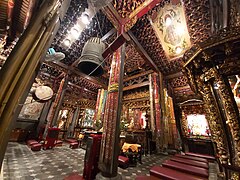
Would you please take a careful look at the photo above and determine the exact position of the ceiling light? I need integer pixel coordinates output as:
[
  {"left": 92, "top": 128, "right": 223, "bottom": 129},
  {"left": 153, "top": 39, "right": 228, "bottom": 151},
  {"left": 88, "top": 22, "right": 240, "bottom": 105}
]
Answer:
[
  {"left": 81, "top": 13, "right": 90, "bottom": 25},
  {"left": 175, "top": 46, "right": 182, "bottom": 54},
  {"left": 165, "top": 17, "right": 172, "bottom": 26},
  {"left": 63, "top": 39, "right": 71, "bottom": 47},
  {"left": 71, "top": 27, "right": 80, "bottom": 39},
  {"left": 175, "top": 25, "right": 185, "bottom": 35}
]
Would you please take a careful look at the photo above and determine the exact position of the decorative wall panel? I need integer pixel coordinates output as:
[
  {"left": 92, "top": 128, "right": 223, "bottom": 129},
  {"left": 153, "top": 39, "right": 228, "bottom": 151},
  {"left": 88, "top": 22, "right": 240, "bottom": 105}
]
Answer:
[{"left": 150, "top": 0, "right": 191, "bottom": 59}]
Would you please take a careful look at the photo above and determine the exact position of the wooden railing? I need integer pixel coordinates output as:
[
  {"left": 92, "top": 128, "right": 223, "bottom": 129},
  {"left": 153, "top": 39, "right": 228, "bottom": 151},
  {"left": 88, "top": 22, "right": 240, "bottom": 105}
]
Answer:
[{"left": 222, "top": 164, "right": 240, "bottom": 180}]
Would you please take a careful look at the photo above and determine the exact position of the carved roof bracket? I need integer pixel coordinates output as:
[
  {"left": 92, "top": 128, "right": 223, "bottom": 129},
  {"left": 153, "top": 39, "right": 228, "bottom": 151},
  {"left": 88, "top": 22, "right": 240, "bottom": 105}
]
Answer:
[{"left": 183, "top": 26, "right": 240, "bottom": 93}]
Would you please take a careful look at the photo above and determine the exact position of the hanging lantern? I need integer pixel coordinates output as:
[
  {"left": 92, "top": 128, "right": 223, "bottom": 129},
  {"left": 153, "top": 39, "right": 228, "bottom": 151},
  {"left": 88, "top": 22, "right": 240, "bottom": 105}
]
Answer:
[{"left": 78, "top": 37, "right": 105, "bottom": 76}]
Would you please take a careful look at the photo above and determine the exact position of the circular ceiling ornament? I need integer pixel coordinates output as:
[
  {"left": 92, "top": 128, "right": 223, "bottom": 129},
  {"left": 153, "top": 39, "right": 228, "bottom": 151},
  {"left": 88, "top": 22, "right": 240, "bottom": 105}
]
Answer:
[{"left": 34, "top": 86, "right": 54, "bottom": 102}]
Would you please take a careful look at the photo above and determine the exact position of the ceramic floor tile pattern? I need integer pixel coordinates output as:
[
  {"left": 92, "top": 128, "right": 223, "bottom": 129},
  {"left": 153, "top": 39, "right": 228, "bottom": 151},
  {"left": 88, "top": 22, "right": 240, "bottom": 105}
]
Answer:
[
  {"left": 2, "top": 142, "right": 168, "bottom": 180},
  {"left": 3, "top": 142, "right": 84, "bottom": 180},
  {"left": 2, "top": 142, "right": 219, "bottom": 180}
]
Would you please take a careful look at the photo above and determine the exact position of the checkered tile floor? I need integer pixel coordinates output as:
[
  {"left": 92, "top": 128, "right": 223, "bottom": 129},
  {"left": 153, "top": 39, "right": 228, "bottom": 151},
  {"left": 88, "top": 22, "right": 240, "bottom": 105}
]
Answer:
[
  {"left": 3, "top": 142, "right": 85, "bottom": 179},
  {"left": 2, "top": 142, "right": 169, "bottom": 180},
  {"left": 3, "top": 142, "right": 220, "bottom": 179}
]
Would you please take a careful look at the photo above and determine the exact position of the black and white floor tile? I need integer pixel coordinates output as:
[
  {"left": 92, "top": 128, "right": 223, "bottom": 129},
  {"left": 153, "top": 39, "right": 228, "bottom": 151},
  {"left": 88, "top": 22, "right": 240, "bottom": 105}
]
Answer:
[{"left": 2, "top": 142, "right": 219, "bottom": 180}]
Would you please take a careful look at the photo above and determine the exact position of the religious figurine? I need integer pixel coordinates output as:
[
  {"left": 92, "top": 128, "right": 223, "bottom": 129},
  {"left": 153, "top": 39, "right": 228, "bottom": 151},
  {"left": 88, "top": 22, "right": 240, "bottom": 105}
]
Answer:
[
  {"left": 145, "top": 112, "right": 149, "bottom": 130},
  {"left": 128, "top": 117, "right": 134, "bottom": 130},
  {"left": 58, "top": 117, "right": 66, "bottom": 129}
]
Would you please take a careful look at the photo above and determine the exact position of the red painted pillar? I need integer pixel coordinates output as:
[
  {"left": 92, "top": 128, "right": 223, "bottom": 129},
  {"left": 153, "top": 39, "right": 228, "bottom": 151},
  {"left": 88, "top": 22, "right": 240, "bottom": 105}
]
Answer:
[
  {"left": 43, "top": 74, "right": 68, "bottom": 139},
  {"left": 51, "top": 74, "right": 68, "bottom": 127},
  {"left": 133, "top": 109, "right": 141, "bottom": 130},
  {"left": 100, "top": 90, "right": 108, "bottom": 122},
  {"left": 152, "top": 73, "right": 162, "bottom": 152},
  {"left": 98, "top": 43, "right": 125, "bottom": 178},
  {"left": 94, "top": 89, "right": 102, "bottom": 122}
]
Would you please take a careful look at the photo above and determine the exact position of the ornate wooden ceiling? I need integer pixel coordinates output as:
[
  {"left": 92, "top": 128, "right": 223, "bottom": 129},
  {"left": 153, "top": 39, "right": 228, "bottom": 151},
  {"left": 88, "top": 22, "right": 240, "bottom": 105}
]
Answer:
[
  {"left": 0, "top": 0, "right": 37, "bottom": 41},
  {"left": 51, "top": 10, "right": 113, "bottom": 66},
  {"left": 124, "top": 43, "right": 149, "bottom": 74},
  {"left": 113, "top": 0, "right": 145, "bottom": 18},
  {"left": 109, "top": 0, "right": 212, "bottom": 102},
  {"left": 0, "top": 0, "right": 228, "bottom": 105},
  {"left": 103, "top": 42, "right": 150, "bottom": 77},
  {"left": 41, "top": 0, "right": 153, "bottom": 104},
  {"left": 0, "top": 0, "right": 37, "bottom": 68},
  {"left": 131, "top": 0, "right": 211, "bottom": 74}
]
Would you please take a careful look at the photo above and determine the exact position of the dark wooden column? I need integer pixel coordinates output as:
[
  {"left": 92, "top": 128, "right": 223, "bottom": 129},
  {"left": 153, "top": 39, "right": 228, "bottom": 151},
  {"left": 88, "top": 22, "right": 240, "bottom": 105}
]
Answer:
[
  {"left": 149, "top": 73, "right": 156, "bottom": 132},
  {"left": 152, "top": 73, "right": 162, "bottom": 152},
  {"left": 37, "top": 99, "right": 53, "bottom": 136},
  {"left": 0, "top": 0, "right": 67, "bottom": 170},
  {"left": 67, "top": 107, "right": 80, "bottom": 137},
  {"left": 97, "top": 41, "right": 125, "bottom": 179},
  {"left": 158, "top": 72, "right": 165, "bottom": 151}
]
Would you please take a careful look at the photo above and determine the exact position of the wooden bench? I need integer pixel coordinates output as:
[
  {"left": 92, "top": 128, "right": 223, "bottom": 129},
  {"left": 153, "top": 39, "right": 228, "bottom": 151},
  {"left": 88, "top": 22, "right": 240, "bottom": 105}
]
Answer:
[
  {"left": 175, "top": 154, "right": 208, "bottom": 163},
  {"left": 31, "top": 143, "right": 42, "bottom": 151},
  {"left": 185, "top": 152, "right": 215, "bottom": 162},
  {"left": 118, "top": 156, "right": 129, "bottom": 169},
  {"left": 55, "top": 140, "right": 63, "bottom": 146},
  {"left": 69, "top": 142, "right": 79, "bottom": 149},
  {"left": 65, "top": 138, "right": 77, "bottom": 144},
  {"left": 162, "top": 160, "right": 208, "bottom": 178},
  {"left": 27, "top": 139, "right": 38, "bottom": 147},
  {"left": 170, "top": 156, "right": 209, "bottom": 169},
  {"left": 150, "top": 166, "right": 207, "bottom": 180}
]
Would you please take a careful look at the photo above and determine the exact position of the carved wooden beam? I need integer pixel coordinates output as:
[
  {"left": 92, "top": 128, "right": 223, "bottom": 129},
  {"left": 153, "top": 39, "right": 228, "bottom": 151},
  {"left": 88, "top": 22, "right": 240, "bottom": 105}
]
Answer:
[
  {"left": 64, "top": 92, "right": 82, "bottom": 100},
  {"left": 68, "top": 81, "right": 97, "bottom": 95},
  {"left": 102, "top": 31, "right": 130, "bottom": 59},
  {"left": 123, "top": 70, "right": 153, "bottom": 82},
  {"left": 46, "top": 61, "right": 107, "bottom": 89},
  {"left": 121, "top": 0, "right": 162, "bottom": 26},
  {"left": 123, "top": 97, "right": 149, "bottom": 103},
  {"left": 173, "top": 85, "right": 191, "bottom": 91},
  {"left": 128, "top": 30, "right": 160, "bottom": 72},
  {"left": 39, "top": 72, "right": 55, "bottom": 79},
  {"left": 56, "top": 72, "right": 65, "bottom": 79},
  {"left": 101, "top": 28, "right": 117, "bottom": 42},
  {"left": 103, "top": 4, "right": 123, "bottom": 29},
  {"left": 123, "top": 81, "right": 149, "bottom": 91},
  {"left": 103, "top": 0, "right": 162, "bottom": 30},
  {"left": 165, "top": 72, "right": 183, "bottom": 80}
]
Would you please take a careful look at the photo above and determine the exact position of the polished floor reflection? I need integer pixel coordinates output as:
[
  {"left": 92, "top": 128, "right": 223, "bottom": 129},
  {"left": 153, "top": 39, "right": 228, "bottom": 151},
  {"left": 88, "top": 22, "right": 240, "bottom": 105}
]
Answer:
[{"left": 2, "top": 142, "right": 219, "bottom": 179}]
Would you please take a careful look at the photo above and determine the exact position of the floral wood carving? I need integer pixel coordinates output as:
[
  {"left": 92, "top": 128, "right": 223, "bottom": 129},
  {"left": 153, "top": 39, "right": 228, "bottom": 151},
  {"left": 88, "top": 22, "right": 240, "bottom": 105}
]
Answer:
[{"left": 113, "top": 0, "right": 146, "bottom": 18}]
